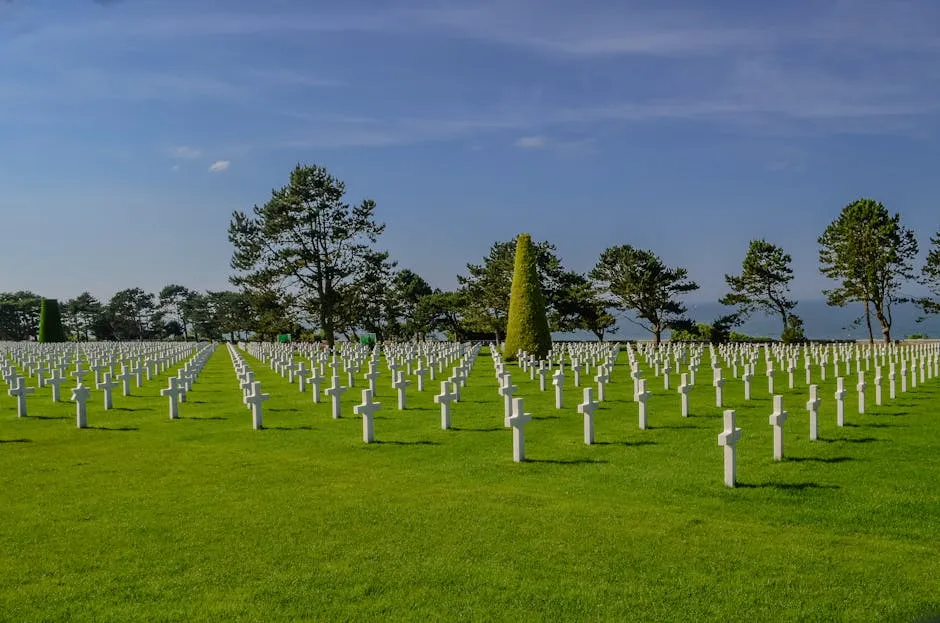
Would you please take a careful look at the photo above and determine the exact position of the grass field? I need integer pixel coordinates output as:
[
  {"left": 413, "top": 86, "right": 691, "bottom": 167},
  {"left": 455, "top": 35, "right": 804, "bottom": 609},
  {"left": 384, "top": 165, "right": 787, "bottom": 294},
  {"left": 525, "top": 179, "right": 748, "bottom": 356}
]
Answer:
[{"left": 1, "top": 344, "right": 939, "bottom": 621}]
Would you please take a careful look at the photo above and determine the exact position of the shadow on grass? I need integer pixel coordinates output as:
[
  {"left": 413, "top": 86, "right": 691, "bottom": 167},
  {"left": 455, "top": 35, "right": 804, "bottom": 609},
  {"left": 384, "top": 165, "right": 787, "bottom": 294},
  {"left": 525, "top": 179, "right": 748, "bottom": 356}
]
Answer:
[
  {"left": 786, "top": 456, "right": 854, "bottom": 464},
  {"left": 737, "top": 482, "right": 840, "bottom": 491},
  {"left": 651, "top": 424, "right": 708, "bottom": 430},
  {"left": 819, "top": 437, "right": 880, "bottom": 444},
  {"left": 29, "top": 415, "right": 70, "bottom": 420},
  {"left": 89, "top": 426, "right": 139, "bottom": 432},
  {"left": 265, "top": 425, "right": 314, "bottom": 431},
  {"left": 532, "top": 415, "right": 560, "bottom": 421},
  {"left": 594, "top": 440, "right": 657, "bottom": 447},
  {"left": 450, "top": 426, "right": 503, "bottom": 433},
  {"left": 526, "top": 458, "right": 609, "bottom": 465},
  {"left": 373, "top": 440, "right": 440, "bottom": 446},
  {"left": 0, "top": 438, "right": 31, "bottom": 443},
  {"left": 184, "top": 416, "right": 229, "bottom": 421},
  {"left": 866, "top": 422, "right": 907, "bottom": 428}
]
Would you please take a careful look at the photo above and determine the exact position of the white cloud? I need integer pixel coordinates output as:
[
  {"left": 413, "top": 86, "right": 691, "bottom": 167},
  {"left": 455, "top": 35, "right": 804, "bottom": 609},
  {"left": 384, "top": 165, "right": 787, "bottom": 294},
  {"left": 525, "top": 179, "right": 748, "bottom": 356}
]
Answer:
[
  {"left": 208, "top": 160, "right": 230, "bottom": 172},
  {"left": 172, "top": 145, "right": 200, "bottom": 159},
  {"left": 515, "top": 135, "right": 549, "bottom": 148},
  {"left": 170, "top": 164, "right": 180, "bottom": 171}
]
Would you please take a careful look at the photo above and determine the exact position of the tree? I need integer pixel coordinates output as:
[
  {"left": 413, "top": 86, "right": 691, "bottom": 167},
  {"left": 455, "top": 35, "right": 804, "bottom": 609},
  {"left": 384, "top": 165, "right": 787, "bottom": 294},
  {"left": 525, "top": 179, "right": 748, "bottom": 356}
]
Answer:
[
  {"left": 391, "top": 269, "right": 434, "bottom": 339},
  {"left": 64, "top": 292, "right": 102, "bottom": 341},
  {"left": 159, "top": 284, "right": 194, "bottom": 339},
  {"left": 417, "top": 290, "right": 467, "bottom": 341},
  {"left": 720, "top": 239, "right": 797, "bottom": 336},
  {"left": 228, "top": 163, "right": 385, "bottom": 348},
  {"left": 553, "top": 271, "right": 617, "bottom": 340},
  {"left": 38, "top": 298, "right": 67, "bottom": 342},
  {"left": 818, "top": 198, "right": 917, "bottom": 344},
  {"left": 0, "top": 291, "right": 42, "bottom": 340},
  {"left": 108, "top": 288, "right": 156, "bottom": 340},
  {"left": 457, "top": 237, "right": 565, "bottom": 341},
  {"left": 916, "top": 231, "right": 940, "bottom": 316},
  {"left": 590, "top": 245, "right": 699, "bottom": 346},
  {"left": 503, "top": 234, "right": 553, "bottom": 360}
]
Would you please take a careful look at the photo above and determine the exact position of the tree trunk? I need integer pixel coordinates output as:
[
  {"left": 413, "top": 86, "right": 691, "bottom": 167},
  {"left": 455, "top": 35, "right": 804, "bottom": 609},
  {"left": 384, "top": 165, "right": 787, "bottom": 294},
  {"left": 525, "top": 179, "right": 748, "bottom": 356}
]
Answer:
[
  {"left": 653, "top": 326, "right": 662, "bottom": 347},
  {"left": 864, "top": 301, "right": 874, "bottom": 345},
  {"left": 873, "top": 306, "right": 891, "bottom": 344}
]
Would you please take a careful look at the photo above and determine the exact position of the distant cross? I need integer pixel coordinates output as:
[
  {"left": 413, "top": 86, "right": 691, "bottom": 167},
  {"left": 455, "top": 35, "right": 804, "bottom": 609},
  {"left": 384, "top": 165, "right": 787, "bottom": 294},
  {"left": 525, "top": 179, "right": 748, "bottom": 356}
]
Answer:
[
  {"left": 324, "top": 376, "right": 347, "bottom": 419},
  {"left": 393, "top": 371, "right": 411, "bottom": 410},
  {"left": 636, "top": 378, "right": 652, "bottom": 431},
  {"left": 8, "top": 376, "right": 35, "bottom": 418},
  {"left": 806, "top": 384, "right": 821, "bottom": 441},
  {"left": 97, "top": 373, "right": 119, "bottom": 410}
]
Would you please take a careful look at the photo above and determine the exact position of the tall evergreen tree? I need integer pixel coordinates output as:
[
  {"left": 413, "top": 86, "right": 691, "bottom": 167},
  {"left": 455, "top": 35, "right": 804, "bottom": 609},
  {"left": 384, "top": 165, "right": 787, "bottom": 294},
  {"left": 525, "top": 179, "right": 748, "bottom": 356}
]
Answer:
[
  {"left": 38, "top": 298, "right": 67, "bottom": 342},
  {"left": 503, "top": 233, "right": 552, "bottom": 360}
]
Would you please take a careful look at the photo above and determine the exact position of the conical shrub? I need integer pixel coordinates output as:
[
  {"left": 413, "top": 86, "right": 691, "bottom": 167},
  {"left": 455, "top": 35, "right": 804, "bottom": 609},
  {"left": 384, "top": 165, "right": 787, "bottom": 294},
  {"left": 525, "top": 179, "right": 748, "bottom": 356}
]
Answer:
[
  {"left": 503, "top": 233, "right": 552, "bottom": 361},
  {"left": 38, "top": 298, "right": 67, "bottom": 343}
]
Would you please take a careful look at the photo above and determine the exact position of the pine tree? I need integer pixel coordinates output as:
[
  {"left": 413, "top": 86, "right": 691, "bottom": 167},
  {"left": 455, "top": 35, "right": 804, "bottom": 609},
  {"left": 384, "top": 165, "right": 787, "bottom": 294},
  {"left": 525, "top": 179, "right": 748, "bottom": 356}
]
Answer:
[
  {"left": 503, "top": 233, "right": 552, "bottom": 360},
  {"left": 38, "top": 298, "right": 67, "bottom": 343}
]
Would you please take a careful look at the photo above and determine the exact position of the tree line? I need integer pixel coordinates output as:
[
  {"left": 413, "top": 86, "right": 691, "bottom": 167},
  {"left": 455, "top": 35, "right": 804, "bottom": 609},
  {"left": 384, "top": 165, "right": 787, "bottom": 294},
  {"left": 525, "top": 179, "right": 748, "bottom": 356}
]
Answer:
[
  {"left": 228, "top": 164, "right": 940, "bottom": 346},
  {"left": 0, "top": 287, "right": 250, "bottom": 342},
  {"left": 5, "top": 165, "right": 936, "bottom": 345}
]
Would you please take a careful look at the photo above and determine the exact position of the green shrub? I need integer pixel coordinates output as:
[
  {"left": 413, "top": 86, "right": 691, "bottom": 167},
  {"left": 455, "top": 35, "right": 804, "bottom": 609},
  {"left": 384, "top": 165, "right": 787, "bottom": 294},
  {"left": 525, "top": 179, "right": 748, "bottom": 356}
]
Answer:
[
  {"left": 503, "top": 233, "right": 552, "bottom": 360},
  {"left": 37, "top": 299, "right": 67, "bottom": 343}
]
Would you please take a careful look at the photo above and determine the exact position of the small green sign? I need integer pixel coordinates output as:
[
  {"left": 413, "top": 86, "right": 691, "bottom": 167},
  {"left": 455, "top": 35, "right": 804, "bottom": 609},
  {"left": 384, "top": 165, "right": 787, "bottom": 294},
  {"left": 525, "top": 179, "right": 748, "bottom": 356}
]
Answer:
[{"left": 277, "top": 334, "right": 291, "bottom": 343}]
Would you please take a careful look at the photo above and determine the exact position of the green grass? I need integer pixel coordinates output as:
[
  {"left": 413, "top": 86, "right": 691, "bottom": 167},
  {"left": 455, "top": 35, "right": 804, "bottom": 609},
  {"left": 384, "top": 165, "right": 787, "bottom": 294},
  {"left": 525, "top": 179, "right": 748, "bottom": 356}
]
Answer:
[{"left": 1, "top": 345, "right": 939, "bottom": 622}]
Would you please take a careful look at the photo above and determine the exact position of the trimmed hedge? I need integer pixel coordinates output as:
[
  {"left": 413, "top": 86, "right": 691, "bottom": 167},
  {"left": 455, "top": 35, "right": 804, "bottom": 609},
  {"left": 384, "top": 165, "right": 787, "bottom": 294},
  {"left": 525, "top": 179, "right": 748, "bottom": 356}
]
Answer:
[
  {"left": 503, "top": 233, "right": 552, "bottom": 361},
  {"left": 38, "top": 298, "right": 67, "bottom": 343}
]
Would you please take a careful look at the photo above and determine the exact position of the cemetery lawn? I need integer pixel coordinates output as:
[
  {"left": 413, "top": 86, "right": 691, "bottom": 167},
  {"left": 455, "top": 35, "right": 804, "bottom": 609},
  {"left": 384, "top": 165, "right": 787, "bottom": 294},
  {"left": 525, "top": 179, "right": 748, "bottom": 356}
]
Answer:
[{"left": 2, "top": 347, "right": 940, "bottom": 622}]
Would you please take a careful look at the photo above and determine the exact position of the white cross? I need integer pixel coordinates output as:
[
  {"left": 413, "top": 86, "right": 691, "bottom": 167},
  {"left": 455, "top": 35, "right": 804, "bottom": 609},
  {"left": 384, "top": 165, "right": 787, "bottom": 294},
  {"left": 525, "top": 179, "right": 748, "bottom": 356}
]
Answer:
[
  {"left": 499, "top": 375, "right": 518, "bottom": 427},
  {"left": 160, "top": 377, "right": 184, "bottom": 420},
  {"left": 636, "top": 378, "right": 651, "bottom": 430},
  {"left": 856, "top": 371, "right": 867, "bottom": 414},
  {"left": 97, "top": 373, "right": 119, "bottom": 410},
  {"left": 834, "top": 377, "right": 846, "bottom": 427},
  {"left": 508, "top": 397, "right": 532, "bottom": 462},
  {"left": 393, "top": 371, "right": 411, "bottom": 410},
  {"left": 71, "top": 383, "right": 92, "bottom": 429},
  {"left": 717, "top": 409, "right": 742, "bottom": 487},
  {"left": 309, "top": 368, "right": 325, "bottom": 403},
  {"left": 245, "top": 381, "right": 270, "bottom": 430},
  {"left": 414, "top": 361, "right": 428, "bottom": 392},
  {"left": 678, "top": 373, "right": 692, "bottom": 418},
  {"left": 434, "top": 381, "right": 458, "bottom": 430},
  {"left": 295, "top": 361, "right": 310, "bottom": 392},
  {"left": 577, "top": 387, "right": 600, "bottom": 445},
  {"left": 768, "top": 395, "right": 788, "bottom": 461},
  {"left": 594, "top": 366, "right": 609, "bottom": 402},
  {"left": 47, "top": 370, "right": 68, "bottom": 402},
  {"left": 353, "top": 389, "right": 381, "bottom": 443},
  {"left": 551, "top": 369, "right": 564, "bottom": 409},
  {"left": 324, "top": 376, "right": 347, "bottom": 419},
  {"left": 806, "top": 384, "right": 821, "bottom": 441},
  {"left": 8, "top": 376, "right": 35, "bottom": 418}
]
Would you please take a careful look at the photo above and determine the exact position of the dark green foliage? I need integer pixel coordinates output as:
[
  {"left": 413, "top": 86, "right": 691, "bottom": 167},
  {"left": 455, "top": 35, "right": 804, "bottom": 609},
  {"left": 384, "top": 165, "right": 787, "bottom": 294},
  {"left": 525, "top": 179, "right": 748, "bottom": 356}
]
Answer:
[
  {"left": 916, "top": 231, "right": 940, "bottom": 315},
  {"left": 553, "top": 271, "right": 617, "bottom": 340},
  {"left": 818, "top": 198, "right": 917, "bottom": 344},
  {"left": 37, "top": 298, "right": 67, "bottom": 343},
  {"left": 0, "top": 291, "right": 42, "bottom": 340},
  {"left": 457, "top": 238, "right": 565, "bottom": 341},
  {"left": 781, "top": 314, "right": 806, "bottom": 344},
  {"left": 503, "top": 233, "right": 552, "bottom": 360},
  {"left": 721, "top": 239, "right": 797, "bottom": 337},
  {"left": 228, "top": 163, "right": 386, "bottom": 348},
  {"left": 590, "top": 245, "right": 698, "bottom": 346}
]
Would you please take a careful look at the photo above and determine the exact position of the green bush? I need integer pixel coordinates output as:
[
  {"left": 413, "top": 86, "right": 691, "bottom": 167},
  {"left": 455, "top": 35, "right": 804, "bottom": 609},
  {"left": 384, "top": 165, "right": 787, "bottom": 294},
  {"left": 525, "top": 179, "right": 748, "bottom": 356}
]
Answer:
[
  {"left": 37, "top": 299, "right": 67, "bottom": 343},
  {"left": 503, "top": 233, "right": 552, "bottom": 361}
]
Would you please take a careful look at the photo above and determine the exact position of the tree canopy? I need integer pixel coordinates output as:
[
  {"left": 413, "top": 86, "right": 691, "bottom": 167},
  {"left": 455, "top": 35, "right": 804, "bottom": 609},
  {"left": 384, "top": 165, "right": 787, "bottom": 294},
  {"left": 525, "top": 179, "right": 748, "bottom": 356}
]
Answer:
[{"left": 818, "top": 198, "right": 917, "bottom": 344}]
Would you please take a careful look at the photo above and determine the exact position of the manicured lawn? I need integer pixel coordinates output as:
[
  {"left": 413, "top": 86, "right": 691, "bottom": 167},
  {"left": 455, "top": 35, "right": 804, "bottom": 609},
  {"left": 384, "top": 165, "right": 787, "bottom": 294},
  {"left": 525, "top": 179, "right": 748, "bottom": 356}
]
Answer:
[{"left": 1, "top": 345, "right": 939, "bottom": 621}]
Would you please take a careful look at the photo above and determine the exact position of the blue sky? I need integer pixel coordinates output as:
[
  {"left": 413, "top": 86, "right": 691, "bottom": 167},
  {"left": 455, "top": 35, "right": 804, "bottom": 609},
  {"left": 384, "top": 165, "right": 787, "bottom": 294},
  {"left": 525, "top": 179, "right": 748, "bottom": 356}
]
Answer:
[{"left": 1, "top": 0, "right": 939, "bottom": 314}]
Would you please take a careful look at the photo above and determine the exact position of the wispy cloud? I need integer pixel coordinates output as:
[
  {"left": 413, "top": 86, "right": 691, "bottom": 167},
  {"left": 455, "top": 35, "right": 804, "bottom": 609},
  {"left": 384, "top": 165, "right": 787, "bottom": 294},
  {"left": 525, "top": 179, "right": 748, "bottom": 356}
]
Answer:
[
  {"left": 208, "top": 160, "right": 230, "bottom": 172},
  {"left": 171, "top": 146, "right": 201, "bottom": 159},
  {"left": 515, "top": 136, "right": 549, "bottom": 149}
]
